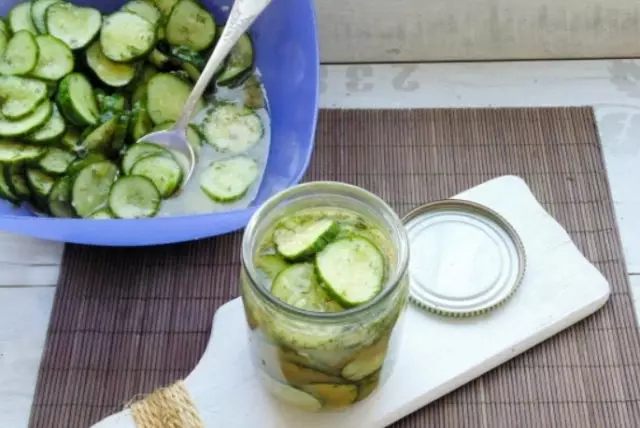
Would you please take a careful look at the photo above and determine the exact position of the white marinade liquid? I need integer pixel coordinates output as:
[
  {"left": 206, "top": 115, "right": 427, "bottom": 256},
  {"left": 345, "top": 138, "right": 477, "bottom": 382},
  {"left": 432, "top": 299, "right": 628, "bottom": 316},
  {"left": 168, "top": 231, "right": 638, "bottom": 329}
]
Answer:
[{"left": 158, "top": 73, "right": 271, "bottom": 217}]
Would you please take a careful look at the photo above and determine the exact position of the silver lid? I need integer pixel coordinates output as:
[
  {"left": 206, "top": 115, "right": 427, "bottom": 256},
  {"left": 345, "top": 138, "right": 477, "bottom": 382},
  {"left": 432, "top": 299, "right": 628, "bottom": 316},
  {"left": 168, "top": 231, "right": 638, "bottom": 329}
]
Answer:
[{"left": 403, "top": 199, "right": 526, "bottom": 317}]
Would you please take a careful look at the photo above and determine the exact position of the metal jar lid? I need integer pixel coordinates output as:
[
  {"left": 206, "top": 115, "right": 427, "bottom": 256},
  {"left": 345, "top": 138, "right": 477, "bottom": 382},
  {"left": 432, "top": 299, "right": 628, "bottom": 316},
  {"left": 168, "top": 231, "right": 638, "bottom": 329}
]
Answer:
[{"left": 402, "top": 199, "right": 526, "bottom": 317}]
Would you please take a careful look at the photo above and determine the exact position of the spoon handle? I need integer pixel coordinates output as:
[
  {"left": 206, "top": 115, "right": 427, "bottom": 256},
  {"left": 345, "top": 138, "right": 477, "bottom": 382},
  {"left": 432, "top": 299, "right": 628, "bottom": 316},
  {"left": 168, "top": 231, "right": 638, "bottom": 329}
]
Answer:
[{"left": 176, "top": 0, "right": 273, "bottom": 130}]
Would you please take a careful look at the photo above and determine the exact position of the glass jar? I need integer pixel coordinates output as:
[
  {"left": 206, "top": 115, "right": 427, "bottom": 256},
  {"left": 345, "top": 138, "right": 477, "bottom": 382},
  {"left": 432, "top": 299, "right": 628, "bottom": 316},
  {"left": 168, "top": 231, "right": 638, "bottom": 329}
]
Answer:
[{"left": 240, "top": 181, "right": 410, "bottom": 412}]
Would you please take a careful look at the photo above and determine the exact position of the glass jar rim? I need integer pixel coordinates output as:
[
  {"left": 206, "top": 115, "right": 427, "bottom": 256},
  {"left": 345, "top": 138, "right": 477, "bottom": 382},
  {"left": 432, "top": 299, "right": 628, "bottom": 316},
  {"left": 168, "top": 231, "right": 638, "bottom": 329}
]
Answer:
[{"left": 241, "top": 181, "right": 410, "bottom": 321}]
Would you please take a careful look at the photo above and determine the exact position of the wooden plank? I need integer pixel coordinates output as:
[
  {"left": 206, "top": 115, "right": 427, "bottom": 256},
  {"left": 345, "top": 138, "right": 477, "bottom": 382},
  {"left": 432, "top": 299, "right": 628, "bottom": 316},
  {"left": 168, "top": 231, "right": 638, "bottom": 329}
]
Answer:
[{"left": 315, "top": 0, "right": 640, "bottom": 63}]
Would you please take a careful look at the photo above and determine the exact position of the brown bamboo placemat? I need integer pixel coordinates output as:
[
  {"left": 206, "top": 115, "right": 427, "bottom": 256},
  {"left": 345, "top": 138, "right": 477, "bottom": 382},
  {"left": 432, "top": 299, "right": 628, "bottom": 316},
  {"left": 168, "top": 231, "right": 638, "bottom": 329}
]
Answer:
[{"left": 29, "top": 107, "right": 640, "bottom": 428}]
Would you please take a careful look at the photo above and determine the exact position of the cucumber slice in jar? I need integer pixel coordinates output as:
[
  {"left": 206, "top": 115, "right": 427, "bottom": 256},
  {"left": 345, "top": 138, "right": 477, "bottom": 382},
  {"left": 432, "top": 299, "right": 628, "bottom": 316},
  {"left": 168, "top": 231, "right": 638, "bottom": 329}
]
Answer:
[
  {"left": 340, "top": 338, "right": 389, "bottom": 382},
  {"left": 3, "top": 164, "right": 30, "bottom": 200},
  {"left": 48, "top": 175, "right": 75, "bottom": 218},
  {"left": 122, "top": 0, "right": 162, "bottom": 27},
  {"left": 71, "top": 160, "right": 119, "bottom": 218},
  {"left": 279, "top": 361, "right": 344, "bottom": 387},
  {"left": 200, "top": 103, "right": 263, "bottom": 153},
  {"left": 121, "top": 142, "right": 172, "bottom": 174},
  {"left": 26, "top": 104, "right": 66, "bottom": 143},
  {"left": 38, "top": 148, "right": 76, "bottom": 175},
  {"left": 315, "top": 237, "right": 386, "bottom": 308},
  {"left": 199, "top": 156, "right": 259, "bottom": 203},
  {"left": 85, "top": 41, "right": 137, "bottom": 88},
  {"left": 165, "top": 0, "right": 216, "bottom": 52},
  {"left": 45, "top": 3, "right": 102, "bottom": 50},
  {"left": 0, "top": 76, "right": 48, "bottom": 120},
  {"left": 30, "top": 35, "right": 74, "bottom": 81},
  {"left": 274, "top": 218, "right": 340, "bottom": 261},
  {"left": 270, "top": 263, "right": 343, "bottom": 312},
  {"left": 108, "top": 175, "right": 161, "bottom": 219},
  {"left": 130, "top": 154, "right": 183, "bottom": 198},
  {"left": 56, "top": 73, "right": 99, "bottom": 126},
  {"left": 0, "top": 141, "right": 46, "bottom": 163},
  {"left": 256, "top": 254, "right": 290, "bottom": 281},
  {"left": 30, "top": 0, "right": 60, "bottom": 34},
  {"left": 0, "top": 100, "right": 53, "bottom": 137},
  {"left": 217, "top": 32, "right": 254, "bottom": 87},
  {"left": 0, "top": 30, "right": 38, "bottom": 76},
  {"left": 100, "top": 11, "right": 157, "bottom": 63},
  {"left": 9, "top": 3, "right": 38, "bottom": 35},
  {"left": 301, "top": 384, "right": 359, "bottom": 409},
  {"left": 146, "top": 72, "right": 204, "bottom": 124},
  {"left": 259, "top": 375, "right": 322, "bottom": 413}
]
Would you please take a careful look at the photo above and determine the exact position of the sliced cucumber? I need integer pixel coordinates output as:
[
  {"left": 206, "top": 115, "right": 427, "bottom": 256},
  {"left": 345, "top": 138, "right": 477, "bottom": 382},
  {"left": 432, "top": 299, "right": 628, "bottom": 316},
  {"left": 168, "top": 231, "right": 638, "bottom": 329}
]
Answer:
[
  {"left": 0, "top": 19, "right": 10, "bottom": 37},
  {"left": 217, "top": 32, "right": 254, "bottom": 87},
  {"left": 100, "top": 11, "right": 157, "bottom": 63},
  {"left": 30, "top": 0, "right": 60, "bottom": 34},
  {"left": 340, "top": 339, "right": 388, "bottom": 382},
  {"left": 45, "top": 3, "right": 102, "bottom": 50},
  {"left": 66, "top": 152, "right": 106, "bottom": 177},
  {"left": 301, "top": 384, "right": 358, "bottom": 409},
  {"left": 9, "top": 3, "right": 38, "bottom": 35},
  {"left": 25, "top": 167, "right": 56, "bottom": 211},
  {"left": 151, "top": 121, "right": 201, "bottom": 158},
  {"left": 146, "top": 72, "right": 204, "bottom": 124},
  {"left": 129, "top": 100, "right": 153, "bottom": 143},
  {"left": 80, "top": 116, "right": 118, "bottom": 155},
  {"left": 0, "top": 30, "right": 39, "bottom": 76},
  {"left": 147, "top": 48, "right": 172, "bottom": 70},
  {"left": 271, "top": 263, "right": 343, "bottom": 312},
  {"left": 89, "top": 208, "right": 114, "bottom": 219},
  {"left": 59, "top": 126, "right": 83, "bottom": 153},
  {"left": 199, "top": 156, "right": 259, "bottom": 203},
  {"left": 26, "top": 104, "right": 66, "bottom": 143},
  {"left": 111, "top": 112, "right": 130, "bottom": 154},
  {"left": 0, "top": 76, "right": 48, "bottom": 120},
  {"left": 121, "top": 141, "right": 172, "bottom": 174},
  {"left": 0, "top": 166, "right": 20, "bottom": 204},
  {"left": 200, "top": 103, "right": 263, "bottom": 153},
  {"left": 243, "top": 75, "right": 265, "bottom": 110},
  {"left": 96, "top": 91, "right": 127, "bottom": 117},
  {"left": 56, "top": 73, "right": 99, "bottom": 126},
  {"left": 131, "top": 65, "right": 158, "bottom": 103},
  {"left": 0, "top": 141, "right": 46, "bottom": 163},
  {"left": 0, "top": 100, "right": 52, "bottom": 137},
  {"left": 274, "top": 219, "right": 340, "bottom": 262},
  {"left": 151, "top": 0, "right": 180, "bottom": 17},
  {"left": 0, "top": 28, "right": 8, "bottom": 58},
  {"left": 165, "top": 0, "right": 216, "bottom": 52},
  {"left": 38, "top": 148, "right": 76, "bottom": 175},
  {"left": 48, "top": 175, "right": 75, "bottom": 218},
  {"left": 71, "top": 160, "right": 119, "bottom": 217},
  {"left": 315, "top": 237, "right": 386, "bottom": 308},
  {"left": 130, "top": 154, "right": 182, "bottom": 198},
  {"left": 122, "top": 0, "right": 161, "bottom": 27},
  {"left": 279, "top": 361, "right": 344, "bottom": 387},
  {"left": 108, "top": 175, "right": 160, "bottom": 218},
  {"left": 30, "top": 34, "right": 74, "bottom": 81},
  {"left": 3, "top": 163, "right": 30, "bottom": 200},
  {"left": 85, "top": 41, "right": 137, "bottom": 88},
  {"left": 256, "top": 254, "right": 290, "bottom": 280}
]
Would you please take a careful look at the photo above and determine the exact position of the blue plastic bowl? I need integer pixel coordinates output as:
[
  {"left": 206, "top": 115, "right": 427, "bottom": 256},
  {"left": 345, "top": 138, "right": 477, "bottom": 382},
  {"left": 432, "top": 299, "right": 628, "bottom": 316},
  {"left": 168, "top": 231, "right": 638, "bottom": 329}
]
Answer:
[{"left": 0, "top": 0, "right": 319, "bottom": 246}]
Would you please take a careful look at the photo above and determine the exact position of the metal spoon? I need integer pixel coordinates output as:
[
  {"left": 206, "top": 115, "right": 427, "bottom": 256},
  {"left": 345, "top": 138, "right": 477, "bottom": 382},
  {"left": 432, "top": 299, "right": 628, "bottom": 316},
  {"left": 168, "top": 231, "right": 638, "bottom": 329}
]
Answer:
[{"left": 136, "top": 0, "right": 273, "bottom": 190}]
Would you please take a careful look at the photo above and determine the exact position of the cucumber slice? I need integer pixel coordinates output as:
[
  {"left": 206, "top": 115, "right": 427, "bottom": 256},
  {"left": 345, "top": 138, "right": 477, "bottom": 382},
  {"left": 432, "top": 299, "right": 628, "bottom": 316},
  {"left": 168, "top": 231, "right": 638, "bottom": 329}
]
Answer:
[
  {"left": 243, "top": 75, "right": 265, "bottom": 110},
  {"left": 271, "top": 263, "right": 343, "bottom": 312},
  {"left": 274, "top": 219, "right": 340, "bottom": 262},
  {"left": 0, "top": 19, "right": 10, "bottom": 37},
  {"left": 25, "top": 167, "right": 56, "bottom": 211},
  {"left": 9, "top": 3, "right": 38, "bottom": 35},
  {"left": 100, "top": 11, "right": 157, "bottom": 63},
  {"left": 48, "top": 175, "right": 75, "bottom": 218},
  {"left": 89, "top": 208, "right": 114, "bottom": 219},
  {"left": 30, "top": 0, "right": 60, "bottom": 34},
  {"left": 199, "top": 156, "right": 259, "bottom": 203},
  {"left": 121, "top": 141, "right": 172, "bottom": 174},
  {"left": 0, "top": 30, "right": 38, "bottom": 76},
  {"left": 96, "top": 91, "right": 127, "bottom": 117},
  {"left": 45, "top": 3, "right": 102, "bottom": 50},
  {"left": 200, "top": 103, "right": 263, "bottom": 153},
  {"left": 147, "top": 48, "right": 172, "bottom": 70},
  {"left": 130, "top": 154, "right": 183, "bottom": 198},
  {"left": 315, "top": 237, "right": 386, "bottom": 308},
  {"left": 59, "top": 126, "right": 82, "bottom": 153},
  {"left": 151, "top": 0, "right": 180, "bottom": 17},
  {"left": 217, "top": 33, "right": 254, "bottom": 87},
  {"left": 165, "top": 0, "right": 215, "bottom": 52},
  {"left": 66, "top": 152, "right": 106, "bottom": 177},
  {"left": 0, "top": 166, "right": 20, "bottom": 204},
  {"left": 26, "top": 104, "right": 65, "bottom": 143},
  {"left": 38, "top": 147, "right": 76, "bottom": 175},
  {"left": 0, "top": 100, "right": 52, "bottom": 137},
  {"left": 111, "top": 112, "right": 131, "bottom": 154},
  {"left": 301, "top": 384, "right": 358, "bottom": 409},
  {"left": 131, "top": 65, "right": 158, "bottom": 103},
  {"left": 0, "top": 29, "right": 8, "bottom": 58},
  {"left": 256, "top": 254, "right": 290, "bottom": 280},
  {"left": 122, "top": 0, "right": 161, "bottom": 27},
  {"left": 0, "top": 141, "right": 46, "bottom": 163},
  {"left": 260, "top": 375, "right": 323, "bottom": 412},
  {"left": 0, "top": 76, "right": 48, "bottom": 120},
  {"left": 3, "top": 163, "right": 31, "bottom": 200},
  {"left": 85, "top": 41, "right": 137, "bottom": 88},
  {"left": 146, "top": 72, "right": 204, "bottom": 124},
  {"left": 108, "top": 175, "right": 160, "bottom": 218},
  {"left": 71, "top": 160, "right": 119, "bottom": 217},
  {"left": 340, "top": 339, "right": 388, "bottom": 382},
  {"left": 56, "top": 73, "right": 99, "bottom": 126},
  {"left": 80, "top": 116, "right": 119, "bottom": 155},
  {"left": 279, "top": 361, "right": 344, "bottom": 387},
  {"left": 30, "top": 34, "right": 74, "bottom": 81},
  {"left": 151, "top": 121, "right": 201, "bottom": 158},
  {"left": 129, "top": 100, "right": 153, "bottom": 143}
]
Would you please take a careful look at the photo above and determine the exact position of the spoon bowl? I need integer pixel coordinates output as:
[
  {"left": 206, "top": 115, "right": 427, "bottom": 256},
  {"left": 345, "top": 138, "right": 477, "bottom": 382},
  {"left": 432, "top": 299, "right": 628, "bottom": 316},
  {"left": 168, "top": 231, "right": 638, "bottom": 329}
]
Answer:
[{"left": 135, "top": 0, "right": 274, "bottom": 192}]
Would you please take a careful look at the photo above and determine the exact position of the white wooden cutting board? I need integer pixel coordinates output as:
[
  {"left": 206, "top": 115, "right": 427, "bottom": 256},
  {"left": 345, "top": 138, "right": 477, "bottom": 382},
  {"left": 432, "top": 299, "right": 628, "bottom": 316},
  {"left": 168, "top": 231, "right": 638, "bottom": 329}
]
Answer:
[{"left": 94, "top": 175, "right": 611, "bottom": 428}]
